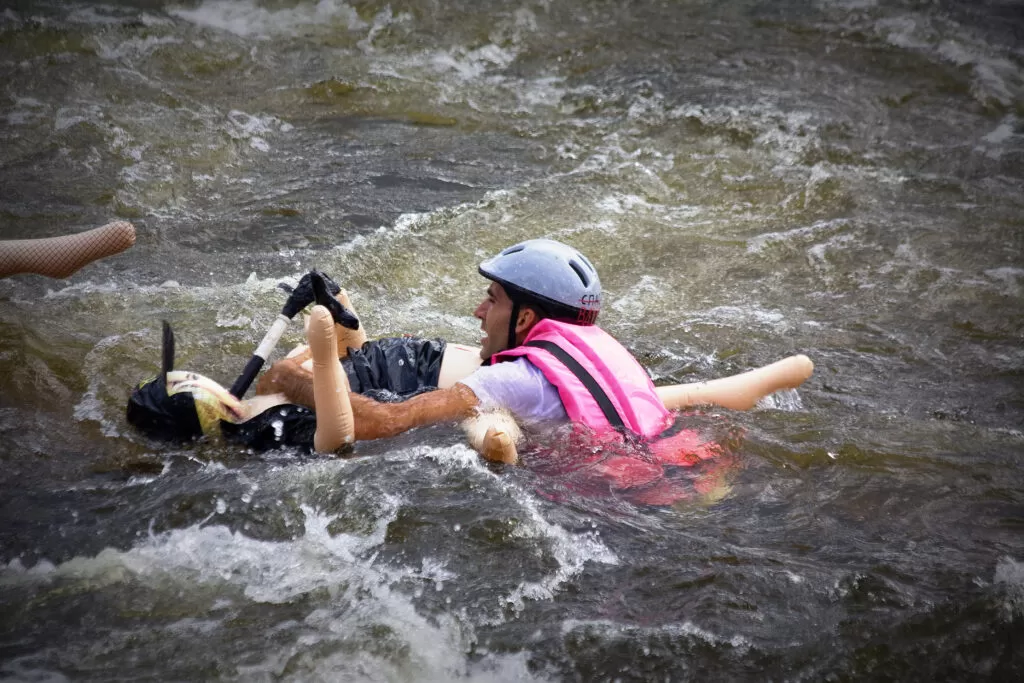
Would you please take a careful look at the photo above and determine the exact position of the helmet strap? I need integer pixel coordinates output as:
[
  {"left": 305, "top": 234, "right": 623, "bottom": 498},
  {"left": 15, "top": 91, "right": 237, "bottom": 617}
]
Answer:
[{"left": 507, "top": 301, "right": 521, "bottom": 350}]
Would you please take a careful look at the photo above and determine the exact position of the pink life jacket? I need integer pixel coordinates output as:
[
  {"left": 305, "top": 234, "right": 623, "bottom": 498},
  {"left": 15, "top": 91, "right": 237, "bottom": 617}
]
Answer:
[
  {"left": 490, "top": 318, "right": 672, "bottom": 440},
  {"left": 491, "top": 319, "right": 725, "bottom": 504}
]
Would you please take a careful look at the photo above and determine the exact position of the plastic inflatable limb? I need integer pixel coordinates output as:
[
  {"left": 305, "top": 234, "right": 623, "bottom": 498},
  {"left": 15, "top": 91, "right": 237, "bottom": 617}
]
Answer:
[
  {"left": 438, "top": 343, "right": 483, "bottom": 389},
  {"left": 482, "top": 427, "right": 518, "bottom": 464},
  {"left": 0, "top": 221, "right": 136, "bottom": 279},
  {"left": 462, "top": 408, "right": 521, "bottom": 464},
  {"left": 438, "top": 345, "right": 813, "bottom": 412},
  {"left": 308, "top": 305, "right": 355, "bottom": 452},
  {"left": 656, "top": 354, "right": 814, "bottom": 411}
]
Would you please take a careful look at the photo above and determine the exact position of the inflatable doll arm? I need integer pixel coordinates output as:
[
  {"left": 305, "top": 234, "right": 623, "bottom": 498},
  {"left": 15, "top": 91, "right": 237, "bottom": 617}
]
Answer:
[
  {"left": 463, "top": 409, "right": 522, "bottom": 464},
  {"left": 656, "top": 355, "right": 814, "bottom": 411},
  {"left": 307, "top": 305, "right": 355, "bottom": 452}
]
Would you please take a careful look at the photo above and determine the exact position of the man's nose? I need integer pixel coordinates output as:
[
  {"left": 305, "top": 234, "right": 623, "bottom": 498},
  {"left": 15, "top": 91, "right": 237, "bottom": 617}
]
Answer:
[{"left": 473, "top": 300, "right": 488, "bottom": 320}]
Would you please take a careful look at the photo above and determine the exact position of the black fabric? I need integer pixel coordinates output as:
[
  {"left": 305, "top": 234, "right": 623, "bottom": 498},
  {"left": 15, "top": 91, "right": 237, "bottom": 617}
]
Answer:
[
  {"left": 310, "top": 271, "right": 359, "bottom": 329},
  {"left": 342, "top": 336, "right": 446, "bottom": 402},
  {"left": 126, "top": 378, "right": 203, "bottom": 442},
  {"left": 279, "top": 270, "right": 341, "bottom": 318},
  {"left": 126, "top": 320, "right": 205, "bottom": 443},
  {"left": 218, "top": 336, "right": 448, "bottom": 451},
  {"left": 524, "top": 339, "right": 627, "bottom": 432},
  {"left": 220, "top": 403, "right": 319, "bottom": 452}
]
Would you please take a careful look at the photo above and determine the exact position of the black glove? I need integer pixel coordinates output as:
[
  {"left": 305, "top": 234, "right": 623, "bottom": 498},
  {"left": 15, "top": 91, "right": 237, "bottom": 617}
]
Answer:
[
  {"left": 311, "top": 272, "right": 360, "bottom": 330},
  {"left": 279, "top": 270, "right": 342, "bottom": 318}
]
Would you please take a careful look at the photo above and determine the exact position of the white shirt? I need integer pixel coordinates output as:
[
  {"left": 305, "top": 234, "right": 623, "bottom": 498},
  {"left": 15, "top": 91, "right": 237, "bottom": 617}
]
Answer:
[{"left": 458, "top": 358, "right": 568, "bottom": 423}]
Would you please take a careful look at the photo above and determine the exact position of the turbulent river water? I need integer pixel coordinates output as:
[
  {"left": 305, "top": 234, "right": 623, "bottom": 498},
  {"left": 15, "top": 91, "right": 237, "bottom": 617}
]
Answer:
[{"left": 1, "top": 0, "right": 1022, "bottom": 680}]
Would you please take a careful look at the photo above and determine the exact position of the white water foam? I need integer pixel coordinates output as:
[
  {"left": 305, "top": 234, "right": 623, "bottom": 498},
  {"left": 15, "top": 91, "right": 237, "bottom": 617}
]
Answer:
[
  {"left": 320, "top": 191, "right": 533, "bottom": 336},
  {"left": 757, "top": 388, "right": 806, "bottom": 412},
  {"left": 389, "top": 448, "right": 621, "bottom": 622},
  {"left": 610, "top": 275, "right": 670, "bottom": 319},
  {"left": 596, "top": 192, "right": 655, "bottom": 215},
  {"left": 1, "top": 441, "right": 608, "bottom": 680},
  {"left": 41, "top": 270, "right": 280, "bottom": 301},
  {"left": 353, "top": 12, "right": 570, "bottom": 118},
  {"left": 983, "top": 266, "right": 1024, "bottom": 297},
  {"left": 94, "top": 34, "right": 183, "bottom": 61},
  {"left": 976, "top": 114, "right": 1020, "bottom": 159},
  {"left": 994, "top": 556, "right": 1024, "bottom": 620},
  {"left": 873, "top": 13, "right": 1022, "bottom": 108},
  {"left": 64, "top": 5, "right": 138, "bottom": 26},
  {"left": 0, "top": 656, "right": 70, "bottom": 683},
  {"left": 981, "top": 115, "right": 1018, "bottom": 145},
  {"left": 517, "top": 75, "right": 569, "bottom": 109},
  {"left": 806, "top": 232, "right": 858, "bottom": 278},
  {"left": 282, "top": 443, "right": 620, "bottom": 626},
  {"left": 560, "top": 617, "right": 752, "bottom": 653},
  {"left": 747, "top": 218, "right": 851, "bottom": 254},
  {"left": 815, "top": 0, "right": 878, "bottom": 9},
  {"left": 502, "top": 515, "right": 618, "bottom": 615},
  {"left": 5, "top": 97, "right": 47, "bottom": 126},
  {"left": 382, "top": 41, "right": 519, "bottom": 92},
  {"left": 73, "top": 332, "right": 146, "bottom": 438},
  {"left": 225, "top": 109, "right": 286, "bottom": 152},
  {"left": 669, "top": 103, "right": 819, "bottom": 167},
  {"left": 0, "top": 501, "right": 545, "bottom": 681},
  {"left": 394, "top": 2, "right": 544, "bottom": 88},
  {"left": 693, "top": 305, "right": 792, "bottom": 334},
  {"left": 53, "top": 104, "right": 104, "bottom": 132},
  {"left": 168, "top": 0, "right": 366, "bottom": 39}
]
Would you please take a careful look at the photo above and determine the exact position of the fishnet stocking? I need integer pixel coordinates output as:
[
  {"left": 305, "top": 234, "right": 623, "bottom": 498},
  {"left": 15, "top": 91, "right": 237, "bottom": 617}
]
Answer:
[{"left": 0, "top": 221, "right": 136, "bottom": 279}]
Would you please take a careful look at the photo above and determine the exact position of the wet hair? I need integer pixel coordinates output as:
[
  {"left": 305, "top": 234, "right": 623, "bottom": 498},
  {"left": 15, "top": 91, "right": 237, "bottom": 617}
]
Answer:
[
  {"left": 126, "top": 376, "right": 203, "bottom": 442},
  {"left": 125, "top": 321, "right": 205, "bottom": 442}
]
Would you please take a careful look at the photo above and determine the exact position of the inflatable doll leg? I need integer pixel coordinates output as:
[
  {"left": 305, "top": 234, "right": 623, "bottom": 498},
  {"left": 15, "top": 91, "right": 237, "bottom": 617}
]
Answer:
[{"left": 308, "top": 305, "right": 355, "bottom": 452}]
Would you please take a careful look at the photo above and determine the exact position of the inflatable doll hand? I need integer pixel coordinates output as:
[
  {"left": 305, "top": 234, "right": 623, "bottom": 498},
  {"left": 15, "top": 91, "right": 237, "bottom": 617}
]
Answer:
[
  {"left": 279, "top": 270, "right": 342, "bottom": 318},
  {"left": 311, "top": 272, "right": 360, "bottom": 330}
]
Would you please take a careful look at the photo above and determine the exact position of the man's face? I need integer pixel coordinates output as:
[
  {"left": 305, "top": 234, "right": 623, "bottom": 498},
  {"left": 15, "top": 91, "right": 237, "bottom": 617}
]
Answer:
[{"left": 473, "top": 282, "right": 513, "bottom": 361}]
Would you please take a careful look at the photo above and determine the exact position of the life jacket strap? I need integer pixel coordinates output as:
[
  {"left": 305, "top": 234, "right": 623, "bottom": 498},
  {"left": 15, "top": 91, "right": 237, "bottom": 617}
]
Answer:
[{"left": 525, "top": 339, "right": 627, "bottom": 433}]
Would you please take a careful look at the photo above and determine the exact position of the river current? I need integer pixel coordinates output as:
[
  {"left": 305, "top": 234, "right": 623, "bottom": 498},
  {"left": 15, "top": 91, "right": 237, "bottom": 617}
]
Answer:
[{"left": 1, "top": 1, "right": 1022, "bottom": 681}]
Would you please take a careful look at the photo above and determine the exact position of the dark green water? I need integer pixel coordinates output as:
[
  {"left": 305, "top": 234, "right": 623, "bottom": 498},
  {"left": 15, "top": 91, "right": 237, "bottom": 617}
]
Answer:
[{"left": 1, "top": 1, "right": 1022, "bottom": 680}]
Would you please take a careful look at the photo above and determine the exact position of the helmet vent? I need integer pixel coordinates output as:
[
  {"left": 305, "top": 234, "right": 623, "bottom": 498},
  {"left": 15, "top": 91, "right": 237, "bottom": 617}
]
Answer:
[
  {"left": 569, "top": 260, "right": 590, "bottom": 286},
  {"left": 501, "top": 245, "right": 526, "bottom": 255}
]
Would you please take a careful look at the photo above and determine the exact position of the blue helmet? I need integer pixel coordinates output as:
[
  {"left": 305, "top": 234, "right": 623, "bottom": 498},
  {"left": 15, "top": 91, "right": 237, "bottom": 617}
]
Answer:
[{"left": 479, "top": 239, "right": 601, "bottom": 329}]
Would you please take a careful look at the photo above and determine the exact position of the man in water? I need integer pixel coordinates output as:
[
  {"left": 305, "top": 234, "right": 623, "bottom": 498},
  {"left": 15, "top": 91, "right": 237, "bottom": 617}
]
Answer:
[{"left": 259, "top": 239, "right": 674, "bottom": 445}]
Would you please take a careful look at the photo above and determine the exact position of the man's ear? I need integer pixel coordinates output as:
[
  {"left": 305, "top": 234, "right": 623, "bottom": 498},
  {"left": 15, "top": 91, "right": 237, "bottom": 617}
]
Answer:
[{"left": 515, "top": 306, "right": 540, "bottom": 335}]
